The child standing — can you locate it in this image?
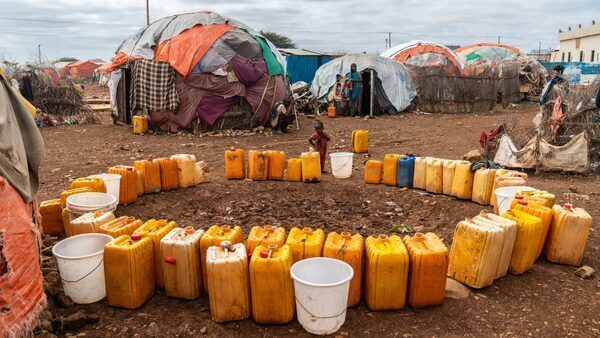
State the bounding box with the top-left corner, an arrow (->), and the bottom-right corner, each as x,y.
309,120 -> 331,173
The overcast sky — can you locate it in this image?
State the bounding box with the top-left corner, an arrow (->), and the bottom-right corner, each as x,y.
0,0 -> 598,62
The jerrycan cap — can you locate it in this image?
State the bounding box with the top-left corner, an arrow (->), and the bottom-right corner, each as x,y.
220,225 -> 231,232
563,203 -> 574,210
259,250 -> 270,258
414,232 -> 425,241
377,234 -> 389,241
341,232 -> 352,240
263,225 -> 275,232
184,226 -> 195,235
131,233 -> 142,241
164,257 -> 176,264
220,241 -> 234,252
302,227 -> 313,234
515,195 -> 524,200
518,200 -> 528,206
126,167 -> 134,171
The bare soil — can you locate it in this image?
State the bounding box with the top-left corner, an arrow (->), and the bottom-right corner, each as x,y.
37,91 -> 600,337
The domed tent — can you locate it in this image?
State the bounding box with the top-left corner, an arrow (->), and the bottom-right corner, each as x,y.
455,43 -> 522,66
107,11 -> 288,132
381,40 -> 465,75
311,54 -> 416,116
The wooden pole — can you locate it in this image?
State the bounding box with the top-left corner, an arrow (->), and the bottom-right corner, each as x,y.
146,0 -> 150,26
369,69 -> 374,118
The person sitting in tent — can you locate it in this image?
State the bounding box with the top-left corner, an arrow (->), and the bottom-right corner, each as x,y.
346,63 -> 363,116
327,74 -> 347,116
270,98 -> 295,134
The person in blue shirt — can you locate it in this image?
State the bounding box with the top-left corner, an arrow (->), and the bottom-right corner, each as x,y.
345,63 -> 363,116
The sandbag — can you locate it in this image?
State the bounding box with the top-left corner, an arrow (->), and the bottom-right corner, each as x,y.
538,132 -> 589,173
0,176 -> 45,337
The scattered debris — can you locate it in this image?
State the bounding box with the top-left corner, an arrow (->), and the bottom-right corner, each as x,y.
445,278 -> 471,299
390,223 -> 414,235
574,266 -> 595,279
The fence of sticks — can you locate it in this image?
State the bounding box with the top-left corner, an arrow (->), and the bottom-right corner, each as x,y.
33,78 -> 98,126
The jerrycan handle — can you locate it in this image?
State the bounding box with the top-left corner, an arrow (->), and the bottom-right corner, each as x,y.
220,241 -> 234,253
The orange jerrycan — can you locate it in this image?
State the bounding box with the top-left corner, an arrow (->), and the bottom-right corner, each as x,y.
364,235 -> 409,310
246,225 -> 287,255
70,211 -> 115,236
425,158 -> 443,194
323,232 -> 364,307
134,156 -> 161,194
132,115 -> 149,134
171,154 -> 197,188
133,219 -> 178,288
104,234 -> 155,309
60,187 -> 92,209
364,160 -> 383,184
412,157 -> 427,190
224,148 -> 245,180
98,216 -> 142,238
266,150 -> 286,181
301,151 -> 321,182
471,168 -> 497,205
544,204 -> 592,266
501,209 -> 543,275
206,242 -> 251,322
327,105 -> 336,118
71,177 -> 106,193
248,150 -> 269,181
285,227 -> 325,264
511,200 -> 553,259
472,211 -> 517,279
351,130 -> 369,153
442,160 -> 457,196
249,244 -> 295,324
107,165 -> 138,205
382,154 -> 402,186
160,226 -> 205,300
451,160 -> 474,199
200,225 -> 244,289
447,218 -> 504,288
155,157 -> 179,191
287,158 -> 302,182
39,199 -> 64,235
403,233 -> 448,308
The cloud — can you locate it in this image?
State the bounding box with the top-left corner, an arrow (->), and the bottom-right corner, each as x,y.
0,0 -> 597,61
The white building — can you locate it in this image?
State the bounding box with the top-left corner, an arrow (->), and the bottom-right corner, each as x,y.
550,20 -> 600,63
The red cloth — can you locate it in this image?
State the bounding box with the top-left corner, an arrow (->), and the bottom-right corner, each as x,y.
0,176 -> 45,336
310,132 -> 331,169
479,125 -> 504,151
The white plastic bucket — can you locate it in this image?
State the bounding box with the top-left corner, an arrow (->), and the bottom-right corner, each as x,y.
494,186 -> 536,215
88,173 -> 121,201
329,152 -> 354,179
52,233 -> 114,304
290,257 -> 354,335
65,192 -> 117,236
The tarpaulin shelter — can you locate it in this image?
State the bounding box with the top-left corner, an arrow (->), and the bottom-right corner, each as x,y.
279,49 -> 339,84
60,61 -> 100,78
381,40 -> 465,75
0,73 -> 45,337
107,11 -> 287,131
311,53 -> 416,115
455,43 -> 523,66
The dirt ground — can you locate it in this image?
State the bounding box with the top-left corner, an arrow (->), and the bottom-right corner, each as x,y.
36,89 -> 600,337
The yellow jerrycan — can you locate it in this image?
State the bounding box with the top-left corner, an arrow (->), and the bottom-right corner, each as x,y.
544,204 -> 592,266
285,227 -> 325,264
322,232 -> 364,307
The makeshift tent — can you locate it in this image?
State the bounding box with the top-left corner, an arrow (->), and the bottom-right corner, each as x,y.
311,53 -> 416,115
0,66 -> 37,118
0,74 -> 46,336
381,40 -> 465,75
60,61 -> 99,78
107,11 -> 288,132
455,43 -> 522,65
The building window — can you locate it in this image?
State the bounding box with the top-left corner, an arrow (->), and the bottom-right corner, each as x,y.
568,52 -> 571,62
561,53 -> 565,62
592,50 -> 596,62
575,38 -> 581,49
580,51 -> 584,62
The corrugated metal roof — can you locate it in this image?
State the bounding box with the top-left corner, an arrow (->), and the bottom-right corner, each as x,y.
279,49 -> 346,57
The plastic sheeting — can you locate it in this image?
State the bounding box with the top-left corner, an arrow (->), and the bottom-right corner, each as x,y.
494,133 -> 589,173
194,30 -> 263,73
381,40 -> 465,70
310,54 -> 416,112
113,11 -> 285,75
455,43 -> 522,65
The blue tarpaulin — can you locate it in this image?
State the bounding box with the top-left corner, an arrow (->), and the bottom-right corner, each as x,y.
285,55 -> 334,83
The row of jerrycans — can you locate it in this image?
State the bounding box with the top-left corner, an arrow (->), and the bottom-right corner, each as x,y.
107,154 -> 205,205
225,148 -> 321,183
448,199 -> 592,289
366,156 -> 531,209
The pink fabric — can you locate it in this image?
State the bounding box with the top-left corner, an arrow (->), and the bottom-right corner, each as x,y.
196,95 -> 239,126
